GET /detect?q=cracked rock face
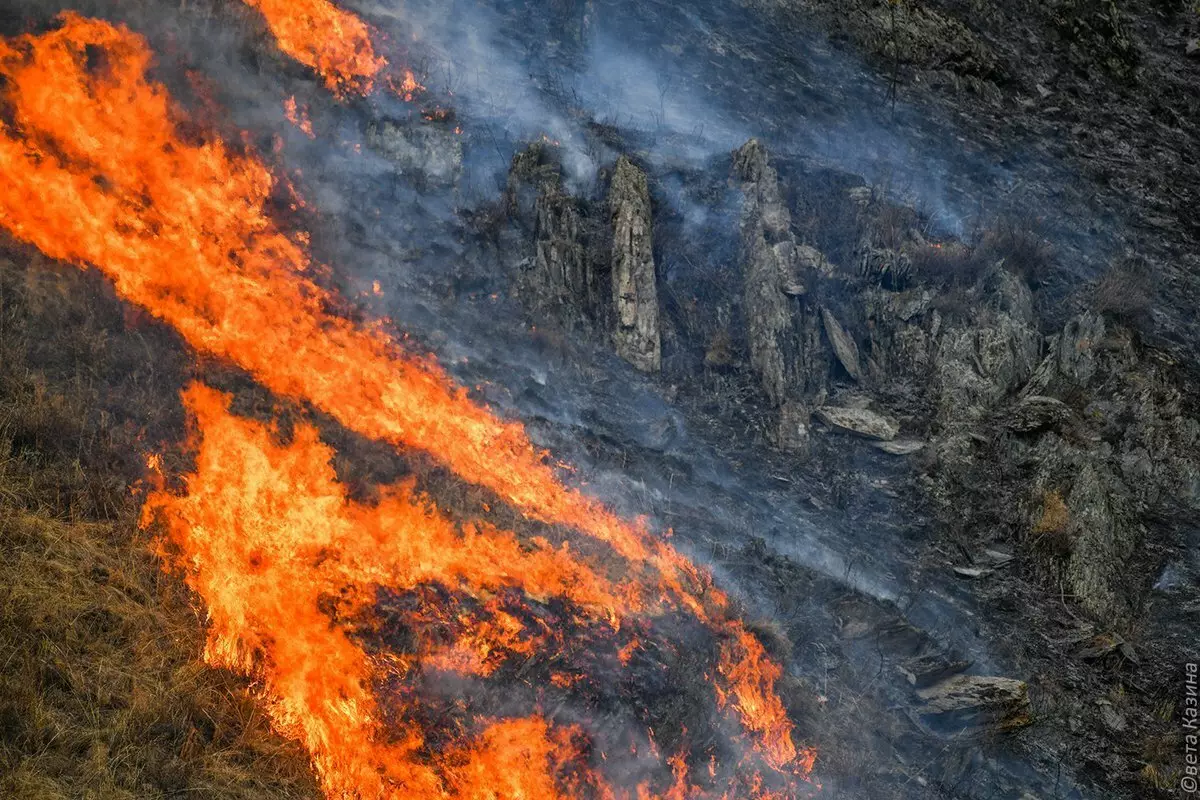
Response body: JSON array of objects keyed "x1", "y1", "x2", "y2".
[
  {"x1": 608, "y1": 157, "x2": 661, "y2": 373},
  {"x1": 732, "y1": 139, "x2": 832, "y2": 447},
  {"x1": 504, "y1": 144, "x2": 600, "y2": 323}
]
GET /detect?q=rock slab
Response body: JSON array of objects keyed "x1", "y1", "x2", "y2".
[{"x1": 815, "y1": 406, "x2": 900, "y2": 441}]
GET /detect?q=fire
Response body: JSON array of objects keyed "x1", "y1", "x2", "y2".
[
  {"x1": 390, "y1": 69, "x2": 425, "y2": 102},
  {"x1": 242, "y1": 0, "x2": 386, "y2": 94},
  {"x1": 284, "y1": 95, "x2": 316, "y2": 138},
  {"x1": 0, "y1": 14, "x2": 816, "y2": 797},
  {"x1": 146, "y1": 383, "x2": 808, "y2": 798},
  {"x1": 144, "y1": 383, "x2": 622, "y2": 798},
  {"x1": 240, "y1": 0, "x2": 425, "y2": 101}
]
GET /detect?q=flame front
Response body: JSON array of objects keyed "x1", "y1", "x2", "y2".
[
  {"x1": 0, "y1": 14, "x2": 816, "y2": 798},
  {"x1": 144, "y1": 384, "x2": 617, "y2": 798}
]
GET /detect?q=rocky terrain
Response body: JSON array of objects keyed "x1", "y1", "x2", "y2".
[{"x1": 477, "y1": 60, "x2": 1200, "y2": 794}]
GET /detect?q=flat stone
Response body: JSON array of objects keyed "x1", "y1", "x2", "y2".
[
  {"x1": 874, "y1": 439, "x2": 926, "y2": 455},
  {"x1": 815, "y1": 406, "x2": 899, "y2": 441}
]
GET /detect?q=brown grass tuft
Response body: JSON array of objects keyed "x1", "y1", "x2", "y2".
[{"x1": 1033, "y1": 489, "x2": 1070, "y2": 536}]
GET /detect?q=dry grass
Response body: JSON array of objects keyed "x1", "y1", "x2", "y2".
[
  {"x1": 1033, "y1": 489, "x2": 1070, "y2": 536},
  {"x1": 1091, "y1": 256, "x2": 1154, "y2": 324},
  {"x1": 0, "y1": 511, "x2": 320, "y2": 800},
  {"x1": 0, "y1": 245, "x2": 320, "y2": 799},
  {"x1": 908, "y1": 240, "x2": 989, "y2": 289}
]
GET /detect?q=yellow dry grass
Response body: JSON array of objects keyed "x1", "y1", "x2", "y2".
[
  {"x1": 0, "y1": 246, "x2": 320, "y2": 799},
  {"x1": 0, "y1": 509, "x2": 320, "y2": 799},
  {"x1": 1033, "y1": 489, "x2": 1070, "y2": 536}
]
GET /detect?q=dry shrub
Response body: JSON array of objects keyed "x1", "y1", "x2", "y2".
[
  {"x1": 704, "y1": 327, "x2": 735, "y2": 369},
  {"x1": 871, "y1": 202, "x2": 919, "y2": 252},
  {"x1": 1091, "y1": 256, "x2": 1153, "y2": 324},
  {"x1": 908, "y1": 240, "x2": 989, "y2": 288},
  {"x1": 976, "y1": 218, "x2": 1055, "y2": 289}
]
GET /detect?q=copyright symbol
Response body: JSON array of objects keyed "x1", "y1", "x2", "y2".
[{"x1": 1182, "y1": 775, "x2": 1198, "y2": 794}]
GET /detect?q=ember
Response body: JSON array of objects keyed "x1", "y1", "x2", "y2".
[{"x1": 284, "y1": 95, "x2": 316, "y2": 138}]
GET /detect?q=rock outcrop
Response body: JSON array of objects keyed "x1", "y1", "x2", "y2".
[
  {"x1": 488, "y1": 127, "x2": 1199, "y2": 798},
  {"x1": 1014, "y1": 311, "x2": 1200, "y2": 618},
  {"x1": 732, "y1": 139, "x2": 832, "y2": 448},
  {"x1": 608, "y1": 157, "x2": 661, "y2": 373},
  {"x1": 506, "y1": 144, "x2": 599, "y2": 321},
  {"x1": 815, "y1": 406, "x2": 900, "y2": 441}
]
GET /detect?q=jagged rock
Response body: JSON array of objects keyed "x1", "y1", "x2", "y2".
[
  {"x1": 506, "y1": 144, "x2": 598, "y2": 319},
  {"x1": 917, "y1": 675, "x2": 1031, "y2": 731},
  {"x1": 1002, "y1": 395, "x2": 1072, "y2": 433},
  {"x1": 507, "y1": 143, "x2": 563, "y2": 218},
  {"x1": 1064, "y1": 463, "x2": 1139, "y2": 619},
  {"x1": 863, "y1": 288, "x2": 940, "y2": 384},
  {"x1": 608, "y1": 157, "x2": 661, "y2": 373},
  {"x1": 782, "y1": 246, "x2": 834, "y2": 296},
  {"x1": 732, "y1": 139, "x2": 830, "y2": 409},
  {"x1": 1023, "y1": 311, "x2": 1108, "y2": 398},
  {"x1": 815, "y1": 406, "x2": 899, "y2": 441},
  {"x1": 932, "y1": 270, "x2": 1040, "y2": 429},
  {"x1": 1097, "y1": 700, "x2": 1128, "y2": 733},
  {"x1": 796, "y1": 245, "x2": 834, "y2": 276},
  {"x1": 874, "y1": 439, "x2": 926, "y2": 455},
  {"x1": 821, "y1": 307, "x2": 861, "y2": 381},
  {"x1": 899, "y1": 653, "x2": 972, "y2": 688},
  {"x1": 537, "y1": 192, "x2": 593, "y2": 305}
]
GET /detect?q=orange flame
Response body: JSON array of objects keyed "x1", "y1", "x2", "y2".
[
  {"x1": 144, "y1": 383, "x2": 621, "y2": 798},
  {"x1": 146, "y1": 383, "x2": 811, "y2": 798},
  {"x1": 284, "y1": 95, "x2": 316, "y2": 138},
  {"x1": 0, "y1": 14, "x2": 815, "y2": 796},
  {"x1": 242, "y1": 0, "x2": 386, "y2": 94},
  {"x1": 389, "y1": 69, "x2": 425, "y2": 102}
]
